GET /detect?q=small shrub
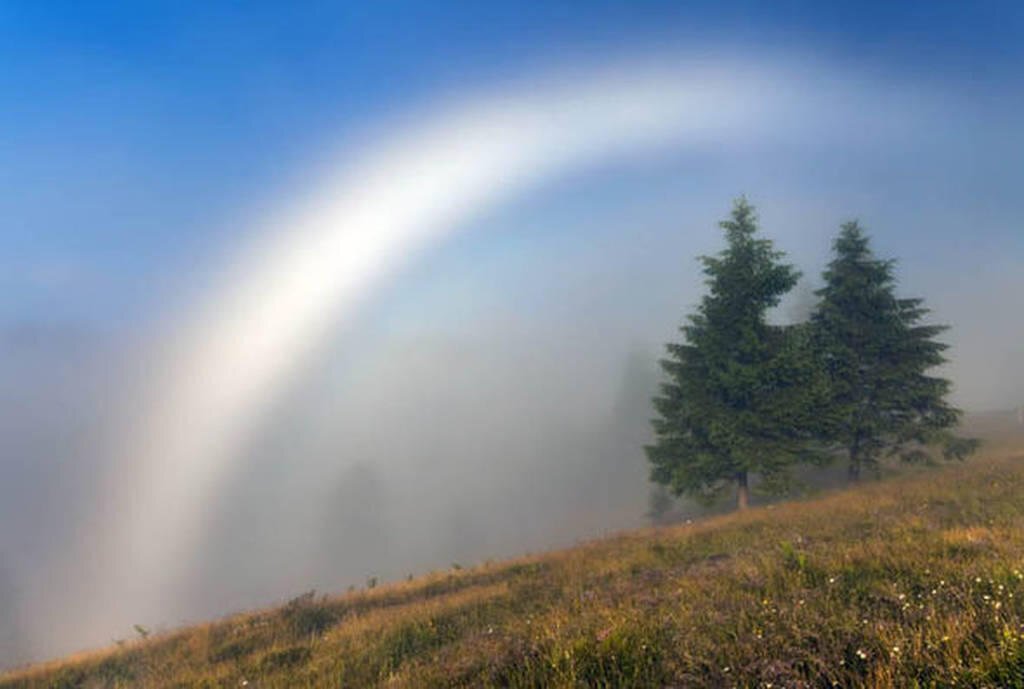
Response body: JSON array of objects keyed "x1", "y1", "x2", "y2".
[{"x1": 282, "y1": 593, "x2": 339, "y2": 637}]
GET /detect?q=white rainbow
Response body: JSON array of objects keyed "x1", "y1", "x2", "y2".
[{"x1": 96, "y1": 57, "x2": 924, "y2": 631}]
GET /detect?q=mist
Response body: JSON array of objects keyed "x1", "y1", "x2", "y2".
[{"x1": 2, "y1": 45, "x2": 1023, "y2": 669}]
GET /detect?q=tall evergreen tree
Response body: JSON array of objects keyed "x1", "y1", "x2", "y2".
[
  {"x1": 811, "y1": 221, "x2": 976, "y2": 481},
  {"x1": 646, "y1": 199, "x2": 823, "y2": 510}
]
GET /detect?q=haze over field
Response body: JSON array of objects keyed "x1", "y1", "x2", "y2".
[{"x1": 1, "y1": 2, "x2": 1023, "y2": 668}]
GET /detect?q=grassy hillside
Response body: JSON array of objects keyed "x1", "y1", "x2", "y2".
[{"x1": 7, "y1": 447, "x2": 1024, "y2": 688}]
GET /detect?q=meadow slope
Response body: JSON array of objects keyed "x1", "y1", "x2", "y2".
[{"x1": 6, "y1": 447, "x2": 1024, "y2": 688}]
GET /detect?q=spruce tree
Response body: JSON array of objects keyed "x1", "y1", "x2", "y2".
[
  {"x1": 646, "y1": 199, "x2": 823, "y2": 510},
  {"x1": 811, "y1": 221, "x2": 976, "y2": 481}
]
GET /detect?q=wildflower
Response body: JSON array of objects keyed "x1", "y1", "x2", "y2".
[
  {"x1": 892, "y1": 646, "x2": 900, "y2": 654},
  {"x1": 856, "y1": 649, "x2": 868, "y2": 660}
]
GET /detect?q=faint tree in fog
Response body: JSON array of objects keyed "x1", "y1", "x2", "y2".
[
  {"x1": 810, "y1": 222, "x2": 978, "y2": 481},
  {"x1": 584, "y1": 349, "x2": 658, "y2": 515},
  {"x1": 321, "y1": 462, "x2": 391, "y2": 580},
  {"x1": 646, "y1": 199, "x2": 826, "y2": 510},
  {"x1": 646, "y1": 485, "x2": 681, "y2": 525}
]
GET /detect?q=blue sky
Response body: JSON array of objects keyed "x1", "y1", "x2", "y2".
[{"x1": 2, "y1": 1, "x2": 1022, "y2": 326}]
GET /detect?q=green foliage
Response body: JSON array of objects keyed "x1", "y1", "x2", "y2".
[
  {"x1": 650, "y1": 207, "x2": 975, "y2": 505},
  {"x1": 778, "y1": 540, "x2": 807, "y2": 572},
  {"x1": 811, "y1": 221, "x2": 977, "y2": 479},
  {"x1": 646, "y1": 198, "x2": 825, "y2": 508}
]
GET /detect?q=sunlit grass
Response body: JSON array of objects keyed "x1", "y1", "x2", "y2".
[{"x1": 5, "y1": 448, "x2": 1024, "y2": 687}]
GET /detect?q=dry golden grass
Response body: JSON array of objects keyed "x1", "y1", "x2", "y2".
[{"x1": 6, "y1": 447, "x2": 1024, "y2": 687}]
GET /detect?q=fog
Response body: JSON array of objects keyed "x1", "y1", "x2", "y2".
[{"x1": 2, "y1": 54, "x2": 1023, "y2": 668}]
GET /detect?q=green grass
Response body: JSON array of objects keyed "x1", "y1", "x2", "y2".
[{"x1": 6, "y1": 448, "x2": 1024, "y2": 688}]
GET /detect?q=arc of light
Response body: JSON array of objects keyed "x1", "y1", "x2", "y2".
[{"x1": 108, "y1": 61, "x2": 811, "y2": 619}]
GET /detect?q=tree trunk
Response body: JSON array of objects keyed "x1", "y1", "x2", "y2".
[
  {"x1": 736, "y1": 471, "x2": 750, "y2": 511},
  {"x1": 848, "y1": 436, "x2": 862, "y2": 483},
  {"x1": 847, "y1": 457, "x2": 861, "y2": 483}
]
